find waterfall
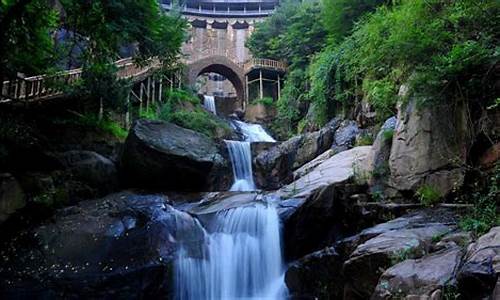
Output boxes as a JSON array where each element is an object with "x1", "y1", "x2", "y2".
[
  {"x1": 233, "y1": 120, "x2": 276, "y2": 143},
  {"x1": 226, "y1": 140, "x2": 256, "y2": 191},
  {"x1": 175, "y1": 202, "x2": 287, "y2": 300},
  {"x1": 203, "y1": 95, "x2": 217, "y2": 115}
]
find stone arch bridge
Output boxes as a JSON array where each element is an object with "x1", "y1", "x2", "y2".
[{"x1": 185, "y1": 53, "x2": 287, "y2": 108}]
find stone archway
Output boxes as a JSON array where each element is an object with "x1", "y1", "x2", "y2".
[{"x1": 186, "y1": 55, "x2": 246, "y2": 104}]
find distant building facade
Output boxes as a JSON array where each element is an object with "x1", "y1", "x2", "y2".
[{"x1": 161, "y1": 0, "x2": 278, "y2": 97}]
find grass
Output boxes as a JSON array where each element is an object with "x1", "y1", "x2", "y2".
[
  {"x1": 355, "y1": 133, "x2": 374, "y2": 146},
  {"x1": 416, "y1": 185, "x2": 442, "y2": 207}
]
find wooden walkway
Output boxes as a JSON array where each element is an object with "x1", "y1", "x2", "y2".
[
  {"x1": 0, "y1": 56, "x2": 286, "y2": 105},
  {"x1": 0, "y1": 58, "x2": 160, "y2": 104}
]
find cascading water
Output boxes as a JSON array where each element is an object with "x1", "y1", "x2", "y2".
[
  {"x1": 233, "y1": 120, "x2": 276, "y2": 143},
  {"x1": 203, "y1": 95, "x2": 217, "y2": 115},
  {"x1": 226, "y1": 140, "x2": 255, "y2": 191},
  {"x1": 175, "y1": 202, "x2": 287, "y2": 300}
]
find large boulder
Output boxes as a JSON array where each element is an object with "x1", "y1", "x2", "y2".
[
  {"x1": 255, "y1": 122, "x2": 337, "y2": 190},
  {"x1": 285, "y1": 247, "x2": 344, "y2": 300},
  {"x1": 457, "y1": 226, "x2": 500, "y2": 299},
  {"x1": 280, "y1": 146, "x2": 372, "y2": 260},
  {"x1": 55, "y1": 150, "x2": 118, "y2": 193},
  {"x1": 0, "y1": 192, "x2": 205, "y2": 299},
  {"x1": 121, "y1": 120, "x2": 228, "y2": 191},
  {"x1": 388, "y1": 99, "x2": 469, "y2": 198},
  {"x1": 372, "y1": 246, "x2": 463, "y2": 299},
  {"x1": 0, "y1": 173, "x2": 26, "y2": 224},
  {"x1": 343, "y1": 210, "x2": 456, "y2": 299}
]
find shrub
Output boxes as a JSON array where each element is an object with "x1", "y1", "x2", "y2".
[
  {"x1": 416, "y1": 185, "x2": 442, "y2": 206},
  {"x1": 254, "y1": 97, "x2": 275, "y2": 107},
  {"x1": 459, "y1": 163, "x2": 500, "y2": 236},
  {"x1": 382, "y1": 128, "x2": 394, "y2": 141}
]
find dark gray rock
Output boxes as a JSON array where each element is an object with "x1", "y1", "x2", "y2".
[
  {"x1": 56, "y1": 150, "x2": 118, "y2": 192},
  {"x1": 332, "y1": 120, "x2": 360, "y2": 153},
  {"x1": 121, "y1": 119, "x2": 228, "y2": 191},
  {"x1": 372, "y1": 246, "x2": 463, "y2": 300},
  {"x1": 0, "y1": 173, "x2": 26, "y2": 224},
  {"x1": 388, "y1": 99, "x2": 470, "y2": 198},
  {"x1": 368, "y1": 116, "x2": 397, "y2": 197},
  {"x1": 342, "y1": 210, "x2": 457, "y2": 299},
  {"x1": 457, "y1": 226, "x2": 500, "y2": 300},
  {"x1": 285, "y1": 247, "x2": 344, "y2": 300},
  {"x1": 255, "y1": 121, "x2": 337, "y2": 190},
  {"x1": 0, "y1": 192, "x2": 205, "y2": 299}
]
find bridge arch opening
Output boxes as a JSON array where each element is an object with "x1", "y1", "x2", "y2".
[{"x1": 186, "y1": 56, "x2": 246, "y2": 110}]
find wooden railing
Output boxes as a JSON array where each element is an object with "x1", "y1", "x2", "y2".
[
  {"x1": 244, "y1": 58, "x2": 287, "y2": 73},
  {"x1": 1, "y1": 57, "x2": 160, "y2": 104}
]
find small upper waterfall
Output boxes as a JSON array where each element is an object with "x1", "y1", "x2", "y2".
[
  {"x1": 203, "y1": 95, "x2": 217, "y2": 115},
  {"x1": 233, "y1": 120, "x2": 276, "y2": 143},
  {"x1": 175, "y1": 202, "x2": 287, "y2": 300},
  {"x1": 226, "y1": 140, "x2": 255, "y2": 191}
]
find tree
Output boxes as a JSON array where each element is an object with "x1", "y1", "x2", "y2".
[
  {"x1": 0, "y1": 0, "x2": 58, "y2": 80},
  {"x1": 322, "y1": 0, "x2": 389, "y2": 43}
]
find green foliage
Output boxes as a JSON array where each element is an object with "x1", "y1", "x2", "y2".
[
  {"x1": 139, "y1": 88, "x2": 231, "y2": 138},
  {"x1": 322, "y1": 0, "x2": 389, "y2": 43},
  {"x1": 0, "y1": 0, "x2": 59, "y2": 78},
  {"x1": 33, "y1": 187, "x2": 69, "y2": 209},
  {"x1": 247, "y1": 0, "x2": 326, "y2": 65},
  {"x1": 76, "y1": 114, "x2": 128, "y2": 139},
  {"x1": 271, "y1": 0, "x2": 500, "y2": 130},
  {"x1": 247, "y1": 0, "x2": 327, "y2": 133},
  {"x1": 382, "y1": 128, "x2": 394, "y2": 141},
  {"x1": 355, "y1": 133, "x2": 374, "y2": 146},
  {"x1": 460, "y1": 164, "x2": 500, "y2": 236},
  {"x1": 253, "y1": 97, "x2": 275, "y2": 107},
  {"x1": 416, "y1": 185, "x2": 442, "y2": 207}
]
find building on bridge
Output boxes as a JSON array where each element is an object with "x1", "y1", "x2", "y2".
[{"x1": 161, "y1": 0, "x2": 285, "y2": 116}]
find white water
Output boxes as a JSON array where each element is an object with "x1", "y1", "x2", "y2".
[
  {"x1": 234, "y1": 120, "x2": 276, "y2": 143},
  {"x1": 226, "y1": 140, "x2": 256, "y2": 192},
  {"x1": 203, "y1": 95, "x2": 217, "y2": 115},
  {"x1": 175, "y1": 203, "x2": 287, "y2": 300}
]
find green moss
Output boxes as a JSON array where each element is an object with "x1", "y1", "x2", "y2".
[
  {"x1": 382, "y1": 129, "x2": 394, "y2": 141},
  {"x1": 355, "y1": 133, "x2": 374, "y2": 146},
  {"x1": 416, "y1": 185, "x2": 442, "y2": 207}
]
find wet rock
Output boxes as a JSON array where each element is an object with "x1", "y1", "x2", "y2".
[
  {"x1": 55, "y1": 150, "x2": 118, "y2": 192},
  {"x1": 457, "y1": 226, "x2": 500, "y2": 299},
  {"x1": 332, "y1": 120, "x2": 360, "y2": 153},
  {"x1": 0, "y1": 192, "x2": 205, "y2": 299},
  {"x1": 343, "y1": 211, "x2": 456, "y2": 299},
  {"x1": 255, "y1": 122, "x2": 336, "y2": 190},
  {"x1": 388, "y1": 99, "x2": 469, "y2": 198},
  {"x1": 372, "y1": 246, "x2": 463, "y2": 300},
  {"x1": 0, "y1": 173, "x2": 26, "y2": 224},
  {"x1": 281, "y1": 146, "x2": 372, "y2": 259},
  {"x1": 285, "y1": 247, "x2": 344, "y2": 299},
  {"x1": 368, "y1": 116, "x2": 397, "y2": 196},
  {"x1": 121, "y1": 119, "x2": 227, "y2": 191}
]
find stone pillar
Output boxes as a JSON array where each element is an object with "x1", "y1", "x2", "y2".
[{"x1": 259, "y1": 70, "x2": 263, "y2": 99}]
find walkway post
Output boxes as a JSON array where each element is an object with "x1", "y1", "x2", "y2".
[
  {"x1": 277, "y1": 74, "x2": 281, "y2": 100},
  {"x1": 125, "y1": 93, "x2": 130, "y2": 128},
  {"x1": 151, "y1": 79, "x2": 156, "y2": 106},
  {"x1": 159, "y1": 80, "x2": 163, "y2": 102},
  {"x1": 259, "y1": 70, "x2": 263, "y2": 99},
  {"x1": 245, "y1": 74, "x2": 249, "y2": 108}
]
